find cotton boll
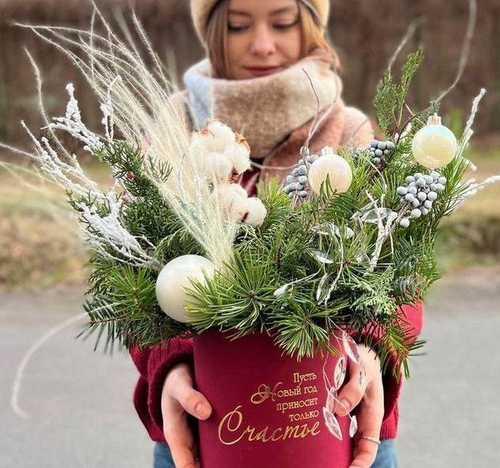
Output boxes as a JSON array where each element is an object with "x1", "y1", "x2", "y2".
[
  {"x1": 215, "y1": 183, "x2": 248, "y2": 201},
  {"x1": 203, "y1": 152, "x2": 234, "y2": 182},
  {"x1": 224, "y1": 142, "x2": 251, "y2": 175},
  {"x1": 235, "y1": 133, "x2": 250, "y2": 152},
  {"x1": 190, "y1": 130, "x2": 218, "y2": 154},
  {"x1": 242, "y1": 197, "x2": 267, "y2": 226},
  {"x1": 207, "y1": 120, "x2": 236, "y2": 148},
  {"x1": 213, "y1": 183, "x2": 249, "y2": 222},
  {"x1": 227, "y1": 195, "x2": 251, "y2": 223}
]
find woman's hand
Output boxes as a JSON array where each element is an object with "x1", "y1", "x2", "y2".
[
  {"x1": 161, "y1": 362, "x2": 212, "y2": 468},
  {"x1": 334, "y1": 344, "x2": 385, "y2": 468}
]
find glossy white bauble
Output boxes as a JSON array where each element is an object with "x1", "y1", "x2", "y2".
[
  {"x1": 412, "y1": 115, "x2": 458, "y2": 169},
  {"x1": 155, "y1": 255, "x2": 215, "y2": 323},
  {"x1": 308, "y1": 153, "x2": 352, "y2": 195}
]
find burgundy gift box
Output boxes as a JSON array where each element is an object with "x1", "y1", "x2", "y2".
[{"x1": 193, "y1": 331, "x2": 354, "y2": 468}]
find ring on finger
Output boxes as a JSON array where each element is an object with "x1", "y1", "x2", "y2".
[{"x1": 359, "y1": 435, "x2": 381, "y2": 446}]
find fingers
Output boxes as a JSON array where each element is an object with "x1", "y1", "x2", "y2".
[
  {"x1": 334, "y1": 359, "x2": 367, "y2": 417},
  {"x1": 336, "y1": 345, "x2": 380, "y2": 417},
  {"x1": 349, "y1": 373, "x2": 384, "y2": 468},
  {"x1": 350, "y1": 439, "x2": 380, "y2": 468},
  {"x1": 172, "y1": 379, "x2": 212, "y2": 420},
  {"x1": 165, "y1": 363, "x2": 213, "y2": 420},
  {"x1": 163, "y1": 410, "x2": 199, "y2": 468},
  {"x1": 161, "y1": 363, "x2": 210, "y2": 468}
]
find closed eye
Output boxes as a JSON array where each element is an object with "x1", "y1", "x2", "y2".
[
  {"x1": 273, "y1": 20, "x2": 299, "y2": 30},
  {"x1": 228, "y1": 24, "x2": 249, "y2": 33}
]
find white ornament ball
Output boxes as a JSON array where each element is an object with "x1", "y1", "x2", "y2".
[
  {"x1": 156, "y1": 255, "x2": 215, "y2": 323},
  {"x1": 412, "y1": 114, "x2": 458, "y2": 169},
  {"x1": 308, "y1": 152, "x2": 352, "y2": 195}
]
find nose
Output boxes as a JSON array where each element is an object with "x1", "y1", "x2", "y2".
[{"x1": 249, "y1": 25, "x2": 276, "y2": 57}]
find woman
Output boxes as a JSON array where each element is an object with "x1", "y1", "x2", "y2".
[{"x1": 130, "y1": 1, "x2": 424, "y2": 467}]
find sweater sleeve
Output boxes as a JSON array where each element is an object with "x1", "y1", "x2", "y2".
[
  {"x1": 391, "y1": 304, "x2": 424, "y2": 417},
  {"x1": 360, "y1": 302, "x2": 425, "y2": 422},
  {"x1": 130, "y1": 337, "x2": 194, "y2": 439}
]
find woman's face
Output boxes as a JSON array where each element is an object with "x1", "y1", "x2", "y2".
[{"x1": 226, "y1": 0, "x2": 303, "y2": 80}]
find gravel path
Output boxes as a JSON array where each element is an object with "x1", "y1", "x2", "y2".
[{"x1": 1, "y1": 267, "x2": 499, "y2": 467}]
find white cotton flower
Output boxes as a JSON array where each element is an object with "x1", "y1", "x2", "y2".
[
  {"x1": 213, "y1": 183, "x2": 249, "y2": 223},
  {"x1": 228, "y1": 196, "x2": 251, "y2": 223},
  {"x1": 319, "y1": 146, "x2": 336, "y2": 157},
  {"x1": 207, "y1": 120, "x2": 236, "y2": 148},
  {"x1": 190, "y1": 123, "x2": 251, "y2": 179},
  {"x1": 203, "y1": 152, "x2": 234, "y2": 182},
  {"x1": 190, "y1": 131, "x2": 216, "y2": 155},
  {"x1": 224, "y1": 141, "x2": 251, "y2": 175},
  {"x1": 243, "y1": 197, "x2": 267, "y2": 227},
  {"x1": 190, "y1": 123, "x2": 232, "y2": 154},
  {"x1": 215, "y1": 183, "x2": 248, "y2": 202}
]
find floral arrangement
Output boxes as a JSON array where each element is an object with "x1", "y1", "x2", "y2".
[{"x1": 3, "y1": 20, "x2": 499, "y2": 383}]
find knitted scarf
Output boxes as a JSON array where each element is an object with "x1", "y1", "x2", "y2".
[{"x1": 183, "y1": 48, "x2": 344, "y2": 159}]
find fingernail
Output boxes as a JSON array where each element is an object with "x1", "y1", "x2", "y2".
[{"x1": 195, "y1": 403, "x2": 210, "y2": 419}]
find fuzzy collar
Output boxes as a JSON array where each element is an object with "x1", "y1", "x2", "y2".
[{"x1": 183, "y1": 48, "x2": 343, "y2": 159}]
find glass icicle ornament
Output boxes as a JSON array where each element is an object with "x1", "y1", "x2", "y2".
[
  {"x1": 396, "y1": 171, "x2": 447, "y2": 228},
  {"x1": 156, "y1": 255, "x2": 216, "y2": 323},
  {"x1": 412, "y1": 114, "x2": 458, "y2": 169},
  {"x1": 308, "y1": 147, "x2": 353, "y2": 195}
]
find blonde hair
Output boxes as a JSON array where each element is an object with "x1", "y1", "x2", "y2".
[{"x1": 205, "y1": 0, "x2": 341, "y2": 79}]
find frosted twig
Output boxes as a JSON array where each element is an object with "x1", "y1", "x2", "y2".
[
  {"x1": 21, "y1": 121, "x2": 103, "y2": 199},
  {"x1": 451, "y1": 176, "x2": 500, "y2": 211},
  {"x1": 303, "y1": 69, "x2": 341, "y2": 150},
  {"x1": 48, "y1": 83, "x2": 104, "y2": 152},
  {"x1": 77, "y1": 198, "x2": 160, "y2": 270},
  {"x1": 462, "y1": 88, "x2": 487, "y2": 145},
  {"x1": 364, "y1": 193, "x2": 398, "y2": 272}
]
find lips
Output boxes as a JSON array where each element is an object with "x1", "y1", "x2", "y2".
[{"x1": 245, "y1": 66, "x2": 283, "y2": 77}]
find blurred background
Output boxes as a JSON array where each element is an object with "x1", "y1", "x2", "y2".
[{"x1": 0, "y1": 1, "x2": 499, "y2": 467}]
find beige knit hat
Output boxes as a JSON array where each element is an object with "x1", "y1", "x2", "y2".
[{"x1": 190, "y1": 0, "x2": 331, "y2": 45}]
